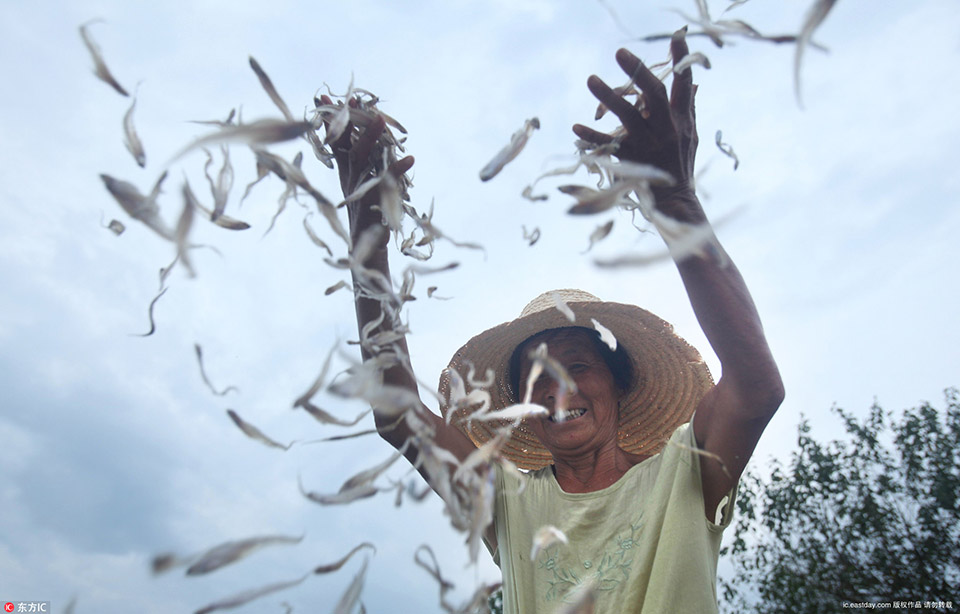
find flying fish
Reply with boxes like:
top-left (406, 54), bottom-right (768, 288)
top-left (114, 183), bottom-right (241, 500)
top-left (479, 117), bottom-right (539, 181)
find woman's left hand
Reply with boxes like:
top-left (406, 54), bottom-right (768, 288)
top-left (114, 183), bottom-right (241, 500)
top-left (573, 28), bottom-right (703, 221)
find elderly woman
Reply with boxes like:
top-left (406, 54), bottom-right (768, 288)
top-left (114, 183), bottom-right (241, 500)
top-left (330, 29), bottom-right (783, 614)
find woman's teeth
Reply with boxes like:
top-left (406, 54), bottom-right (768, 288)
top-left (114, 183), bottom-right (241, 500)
top-left (549, 408), bottom-right (586, 423)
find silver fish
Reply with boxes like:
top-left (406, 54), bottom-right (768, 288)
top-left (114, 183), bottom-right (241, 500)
top-left (175, 182), bottom-right (198, 278)
top-left (302, 215), bottom-right (334, 256)
top-left (325, 280), bottom-right (351, 295)
top-left (185, 534), bottom-right (304, 575)
top-left (313, 542), bottom-right (376, 574)
top-left (101, 172), bottom-right (174, 240)
top-left (582, 220), bottom-right (614, 253)
top-left (226, 409), bottom-right (293, 450)
top-left (324, 75), bottom-right (355, 144)
top-left (339, 448), bottom-right (407, 493)
top-left (522, 225), bottom-right (541, 246)
top-left (590, 318), bottom-right (617, 351)
top-left (78, 20), bottom-right (129, 96)
top-left (248, 56), bottom-right (294, 122)
top-left (166, 119), bottom-right (312, 166)
top-left (795, 0), bottom-right (838, 107)
top-left (564, 183), bottom-right (634, 216)
top-left (715, 130), bottom-right (740, 170)
top-left (99, 214), bottom-right (125, 235)
top-left (469, 403), bottom-right (548, 422)
top-left (203, 146), bottom-right (234, 221)
top-left (299, 477), bottom-right (378, 506)
top-left (332, 556), bottom-right (369, 614)
top-left (194, 343), bottom-right (238, 396)
top-left (123, 90), bottom-right (146, 167)
top-left (673, 51), bottom-right (712, 74)
top-left (133, 286), bottom-right (167, 337)
top-left (549, 291), bottom-right (576, 323)
top-left (479, 117), bottom-right (540, 181)
top-left (193, 574), bottom-right (308, 614)
top-left (531, 525), bottom-right (568, 560)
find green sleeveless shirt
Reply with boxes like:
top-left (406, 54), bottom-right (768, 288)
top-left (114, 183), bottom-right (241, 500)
top-left (486, 422), bottom-right (735, 614)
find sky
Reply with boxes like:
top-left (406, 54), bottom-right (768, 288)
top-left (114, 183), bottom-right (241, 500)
top-left (1, 0), bottom-right (959, 612)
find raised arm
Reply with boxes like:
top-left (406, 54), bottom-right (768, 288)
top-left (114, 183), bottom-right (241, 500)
top-left (320, 96), bottom-right (479, 480)
top-left (572, 31), bottom-right (784, 519)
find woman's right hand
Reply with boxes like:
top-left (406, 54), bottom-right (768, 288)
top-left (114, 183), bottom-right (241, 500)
top-left (317, 94), bottom-right (414, 240)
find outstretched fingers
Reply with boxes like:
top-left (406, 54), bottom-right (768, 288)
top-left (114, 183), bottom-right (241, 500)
top-left (615, 48), bottom-right (671, 128)
top-left (572, 123), bottom-right (615, 145)
top-left (669, 28), bottom-right (695, 119)
top-left (585, 74), bottom-right (655, 141)
top-left (389, 155), bottom-right (414, 178)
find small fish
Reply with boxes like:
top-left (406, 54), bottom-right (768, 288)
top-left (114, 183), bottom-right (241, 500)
top-left (166, 119), bottom-right (312, 166)
top-left (151, 552), bottom-right (191, 574)
top-left (470, 403), bottom-right (548, 422)
top-left (582, 220), bottom-right (614, 253)
top-left (331, 557), bottom-right (369, 614)
top-left (226, 409), bottom-right (293, 450)
top-left (189, 108), bottom-right (237, 128)
top-left (531, 525), bottom-right (568, 559)
top-left (339, 448), bottom-right (407, 493)
top-left (193, 574), bottom-right (309, 614)
top-left (175, 182), bottom-right (198, 278)
top-left (325, 280), bottom-right (352, 295)
top-left (194, 343), bottom-right (238, 396)
top-left (314, 542), bottom-right (376, 574)
top-left (123, 89), bottom-right (146, 167)
top-left (302, 215), bottom-right (334, 256)
top-left (185, 535), bottom-right (304, 576)
top-left (715, 130), bottom-right (739, 170)
top-left (101, 172), bottom-right (174, 241)
top-left (591, 318), bottom-right (617, 351)
top-left (564, 183), bottom-right (633, 216)
top-left (414, 545), bottom-right (454, 595)
top-left (100, 215), bottom-right (125, 235)
top-left (479, 117), bottom-right (540, 181)
top-left (522, 225), bottom-right (541, 246)
top-left (324, 75), bottom-right (355, 144)
top-left (520, 185), bottom-right (548, 202)
top-left (299, 429), bottom-right (381, 445)
top-left (203, 146), bottom-right (234, 221)
top-left (550, 291), bottom-right (576, 323)
top-left (795, 0), bottom-right (838, 107)
top-left (133, 286), bottom-right (167, 337)
top-left (673, 51), bottom-right (712, 74)
top-left (248, 56), bottom-right (294, 122)
top-left (299, 477), bottom-right (378, 506)
top-left (78, 20), bottom-right (129, 96)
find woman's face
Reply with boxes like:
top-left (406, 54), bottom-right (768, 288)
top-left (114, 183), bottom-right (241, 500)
top-left (516, 328), bottom-right (622, 457)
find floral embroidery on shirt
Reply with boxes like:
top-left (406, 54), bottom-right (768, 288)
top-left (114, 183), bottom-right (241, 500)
top-left (538, 512), bottom-right (645, 603)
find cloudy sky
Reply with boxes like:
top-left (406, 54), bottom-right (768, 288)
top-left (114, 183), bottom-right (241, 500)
top-left (1, 0), bottom-right (958, 612)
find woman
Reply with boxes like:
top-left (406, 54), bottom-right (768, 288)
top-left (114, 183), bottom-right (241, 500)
top-left (329, 28), bottom-right (784, 614)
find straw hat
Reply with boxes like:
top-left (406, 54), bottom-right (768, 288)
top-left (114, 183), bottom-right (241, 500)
top-left (438, 289), bottom-right (713, 470)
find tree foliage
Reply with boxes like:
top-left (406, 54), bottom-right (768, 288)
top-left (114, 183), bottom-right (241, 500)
top-left (721, 389), bottom-right (960, 613)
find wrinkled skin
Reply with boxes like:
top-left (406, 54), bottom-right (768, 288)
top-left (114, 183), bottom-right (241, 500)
top-left (517, 328), bottom-right (645, 492)
top-left (573, 30), bottom-right (705, 223)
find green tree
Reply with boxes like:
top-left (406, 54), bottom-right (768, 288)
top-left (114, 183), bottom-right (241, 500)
top-left (720, 389), bottom-right (960, 613)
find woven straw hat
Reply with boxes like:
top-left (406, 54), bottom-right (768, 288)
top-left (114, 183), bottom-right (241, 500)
top-left (438, 289), bottom-right (713, 470)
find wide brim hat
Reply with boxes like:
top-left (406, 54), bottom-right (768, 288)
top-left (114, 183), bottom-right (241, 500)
top-left (438, 289), bottom-right (713, 471)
